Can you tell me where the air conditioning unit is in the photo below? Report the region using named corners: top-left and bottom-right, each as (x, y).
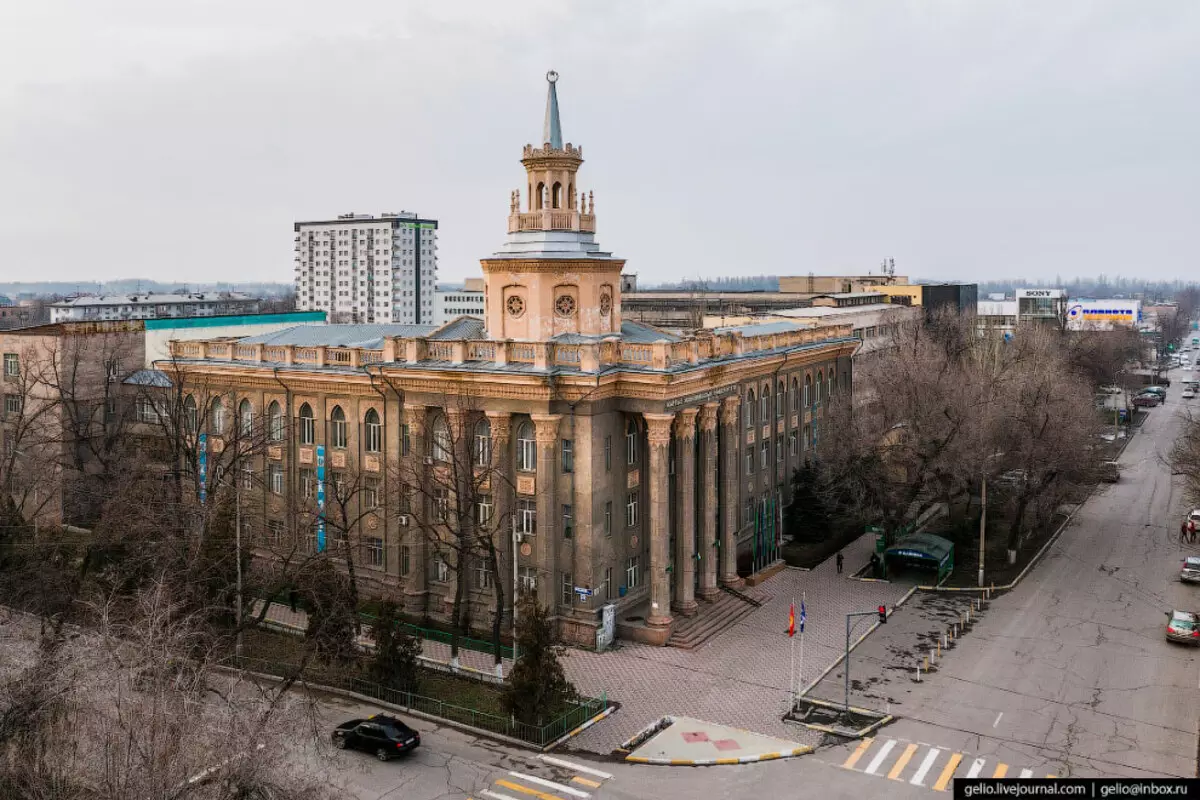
top-left (514, 532), bottom-right (526, 543)
top-left (398, 514), bottom-right (410, 527)
top-left (423, 456), bottom-right (434, 466)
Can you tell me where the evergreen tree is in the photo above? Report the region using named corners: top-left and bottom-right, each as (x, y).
top-left (502, 595), bottom-right (577, 725)
top-left (302, 559), bottom-right (358, 665)
top-left (369, 600), bottom-right (421, 693)
top-left (784, 465), bottom-right (835, 544)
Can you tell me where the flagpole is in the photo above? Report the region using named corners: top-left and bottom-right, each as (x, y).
top-left (790, 595), bottom-right (797, 706)
top-left (799, 591), bottom-right (806, 700)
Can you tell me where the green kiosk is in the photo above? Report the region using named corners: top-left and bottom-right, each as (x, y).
top-left (883, 532), bottom-right (955, 583)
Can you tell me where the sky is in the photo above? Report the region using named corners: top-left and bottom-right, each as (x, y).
top-left (1, 1), bottom-right (1198, 286)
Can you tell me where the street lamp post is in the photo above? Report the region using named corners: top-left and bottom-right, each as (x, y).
top-left (234, 477), bottom-right (244, 660)
top-left (978, 476), bottom-right (987, 588)
top-left (511, 512), bottom-right (519, 671)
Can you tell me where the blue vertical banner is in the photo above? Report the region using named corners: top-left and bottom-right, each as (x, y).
top-left (316, 444), bottom-right (326, 552)
top-left (197, 433), bottom-right (208, 504)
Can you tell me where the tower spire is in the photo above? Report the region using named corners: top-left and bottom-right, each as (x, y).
top-left (543, 70), bottom-right (563, 149)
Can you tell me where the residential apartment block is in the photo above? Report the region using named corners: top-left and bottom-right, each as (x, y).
top-left (49, 293), bottom-right (260, 323)
top-left (294, 212), bottom-right (438, 324)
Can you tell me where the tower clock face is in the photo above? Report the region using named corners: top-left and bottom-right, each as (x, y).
top-left (506, 295), bottom-right (526, 318)
top-left (599, 292), bottom-right (612, 315)
top-left (555, 294), bottom-right (577, 318)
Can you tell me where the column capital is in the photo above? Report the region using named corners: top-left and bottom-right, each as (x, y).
top-left (445, 406), bottom-right (469, 432)
top-left (530, 413), bottom-right (562, 443)
top-left (699, 402), bottom-right (719, 432)
top-left (673, 407), bottom-right (698, 439)
top-left (719, 394), bottom-right (740, 425)
top-left (404, 403), bottom-right (427, 424)
top-left (485, 410), bottom-right (512, 442)
top-left (643, 412), bottom-right (675, 446)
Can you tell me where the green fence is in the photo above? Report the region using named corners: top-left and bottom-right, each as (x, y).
top-left (359, 612), bottom-right (514, 662)
top-left (227, 655), bottom-right (605, 748)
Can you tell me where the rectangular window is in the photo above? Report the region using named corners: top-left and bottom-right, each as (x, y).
top-left (266, 519), bottom-right (283, 546)
top-left (401, 545), bottom-right (411, 576)
top-left (239, 517), bottom-right (253, 542)
top-left (518, 565), bottom-right (537, 594)
top-left (240, 465), bottom-right (254, 491)
top-left (562, 504), bottom-right (573, 539)
top-left (561, 572), bottom-right (573, 607)
top-left (475, 563), bottom-right (494, 590)
top-left (517, 435), bottom-right (536, 472)
top-left (604, 436), bottom-right (611, 472)
top-left (362, 477), bottom-right (379, 509)
top-left (365, 537), bottom-right (384, 567)
top-left (746, 450), bottom-right (755, 475)
top-left (626, 556), bottom-right (640, 589)
top-left (760, 440), bottom-right (769, 469)
top-left (3, 395), bottom-right (20, 416)
top-left (433, 488), bottom-right (449, 523)
top-left (433, 558), bottom-right (450, 583)
top-left (364, 416), bottom-right (381, 453)
top-left (626, 427), bottom-right (638, 465)
top-left (474, 430), bottom-right (492, 467)
top-left (604, 501), bottom-right (612, 536)
top-left (517, 499), bottom-right (537, 535)
top-left (401, 424), bottom-right (411, 456)
top-left (625, 491), bottom-right (638, 528)
top-left (788, 430), bottom-right (798, 457)
top-left (776, 435), bottom-right (784, 463)
top-left (269, 464), bottom-right (284, 494)
top-left (602, 566), bottom-right (612, 600)
top-left (476, 494), bottom-right (494, 526)
top-left (561, 439), bottom-right (574, 473)
top-left (300, 468), bottom-right (315, 499)
top-left (2, 354), bottom-right (17, 377)
top-left (136, 397), bottom-right (160, 424)
top-left (399, 484), bottom-right (412, 514)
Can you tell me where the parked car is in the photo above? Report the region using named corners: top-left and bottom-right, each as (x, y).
top-left (331, 714), bottom-right (420, 761)
top-left (1133, 394), bottom-right (1160, 408)
top-left (1184, 389), bottom-right (1197, 399)
top-left (1181, 558), bottom-right (1200, 584)
top-left (1144, 386), bottom-right (1168, 399)
top-left (1190, 509), bottom-right (1200, 526)
top-left (1098, 461), bottom-right (1120, 483)
top-left (1166, 610), bottom-right (1200, 644)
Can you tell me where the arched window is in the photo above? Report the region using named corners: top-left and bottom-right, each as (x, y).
top-left (183, 395), bottom-right (198, 434)
top-left (536, 182), bottom-right (546, 210)
top-left (552, 182), bottom-right (563, 209)
top-left (298, 403), bottom-right (314, 445)
top-left (238, 399), bottom-right (253, 437)
top-left (330, 405), bottom-right (347, 449)
top-left (745, 388), bottom-right (756, 429)
top-left (267, 401), bottom-right (283, 442)
top-left (568, 182), bottom-right (574, 208)
top-left (815, 371), bottom-right (823, 404)
top-left (211, 398), bottom-right (226, 433)
top-left (760, 384), bottom-right (770, 424)
top-left (516, 421), bottom-right (536, 472)
top-left (803, 374), bottom-right (811, 409)
top-left (432, 415), bottom-right (451, 462)
top-left (776, 380), bottom-right (785, 418)
top-left (791, 377), bottom-right (799, 411)
top-left (364, 408), bottom-right (381, 453)
top-left (827, 370), bottom-right (834, 399)
top-left (625, 418), bottom-right (639, 466)
top-left (474, 418), bottom-right (492, 467)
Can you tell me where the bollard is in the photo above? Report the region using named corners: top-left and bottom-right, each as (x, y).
top-left (916, 663), bottom-right (921, 682)
top-left (937, 639), bottom-right (942, 657)
top-left (930, 646), bottom-right (936, 665)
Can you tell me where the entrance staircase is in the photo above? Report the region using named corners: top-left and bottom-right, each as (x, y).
top-left (666, 584), bottom-right (768, 650)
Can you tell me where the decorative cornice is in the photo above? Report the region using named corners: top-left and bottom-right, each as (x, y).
top-left (479, 258), bottom-right (626, 275)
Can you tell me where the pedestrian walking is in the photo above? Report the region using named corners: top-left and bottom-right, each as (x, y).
top-left (1190, 519), bottom-right (1197, 545)
top-left (836, 552), bottom-right (844, 574)
top-left (1184, 520), bottom-right (1190, 544)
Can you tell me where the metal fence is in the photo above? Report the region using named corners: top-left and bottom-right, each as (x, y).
top-left (359, 612), bottom-right (515, 662)
top-left (227, 655), bottom-right (605, 749)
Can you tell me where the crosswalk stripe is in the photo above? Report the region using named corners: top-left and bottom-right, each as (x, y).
top-left (482, 790), bottom-right (524, 800)
top-left (1019, 769), bottom-right (1033, 778)
top-left (864, 739), bottom-right (897, 775)
top-left (507, 772), bottom-right (589, 799)
top-left (965, 758), bottom-right (986, 779)
top-left (992, 764), bottom-right (1008, 778)
top-left (842, 737), bottom-right (874, 769)
top-left (888, 743), bottom-right (919, 780)
top-left (495, 779), bottom-right (565, 800)
top-left (1047, 775), bottom-right (1057, 779)
top-left (571, 777), bottom-right (601, 789)
top-left (933, 753), bottom-right (963, 792)
top-left (910, 748), bottom-right (941, 786)
top-left (537, 755), bottom-right (613, 780)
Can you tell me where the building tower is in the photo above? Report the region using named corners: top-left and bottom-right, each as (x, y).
top-left (481, 71), bottom-right (624, 340)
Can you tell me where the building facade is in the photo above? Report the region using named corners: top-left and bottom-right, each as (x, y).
top-left (778, 274), bottom-right (909, 294)
top-left (433, 279), bottom-right (486, 325)
top-left (163, 73), bottom-right (857, 647)
top-left (921, 283), bottom-right (979, 320)
top-left (294, 212), bottom-right (439, 324)
top-left (49, 293), bottom-right (260, 323)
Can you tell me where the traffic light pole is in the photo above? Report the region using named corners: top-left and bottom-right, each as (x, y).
top-left (845, 607), bottom-right (888, 718)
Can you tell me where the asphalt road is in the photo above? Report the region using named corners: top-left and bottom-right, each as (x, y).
top-left (817, 394), bottom-right (1200, 795)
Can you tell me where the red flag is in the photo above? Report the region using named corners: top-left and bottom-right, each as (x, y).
top-left (788, 601), bottom-right (796, 637)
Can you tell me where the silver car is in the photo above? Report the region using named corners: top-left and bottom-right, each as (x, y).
top-left (1165, 610), bottom-right (1200, 644)
top-left (1182, 557), bottom-right (1200, 584)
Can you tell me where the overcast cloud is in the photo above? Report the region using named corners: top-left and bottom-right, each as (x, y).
top-left (1, 1), bottom-right (1197, 286)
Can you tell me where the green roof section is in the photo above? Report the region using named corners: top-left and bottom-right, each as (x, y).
top-left (143, 311), bottom-right (325, 331)
top-left (885, 532), bottom-right (954, 565)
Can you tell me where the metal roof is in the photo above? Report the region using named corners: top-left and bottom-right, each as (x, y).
top-left (429, 317), bottom-right (486, 341)
top-left (123, 369), bottom-right (174, 388)
top-left (52, 292), bottom-right (254, 308)
top-left (885, 532), bottom-right (954, 564)
top-left (543, 71), bottom-right (563, 149)
top-left (237, 324), bottom-right (436, 350)
top-left (620, 320), bottom-right (680, 343)
top-left (711, 320), bottom-right (808, 337)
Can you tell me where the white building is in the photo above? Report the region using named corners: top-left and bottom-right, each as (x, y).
top-left (433, 278), bottom-right (485, 325)
top-left (294, 211), bottom-right (438, 325)
top-left (1065, 299), bottom-right (1142, 330)
top-left (49, 293), bottom-right (260, 323)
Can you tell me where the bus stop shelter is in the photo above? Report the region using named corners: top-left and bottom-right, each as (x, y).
top-left (884, 532), bottom-right (955, 582)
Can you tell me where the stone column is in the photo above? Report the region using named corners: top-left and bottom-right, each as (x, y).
top-left (446, 408), bottom-right (471, 590)
top-left (719, 396), bottom-right (744, 588)
top-left (531, 413), bottom-right (562, 606)
top-left (485, 411), bottom-right (513, 620)
top-left (672, 409), bottom-right (699, 616)
top-left (403, 404), bottom-right (429, 602)
top-left (697, 402), bottom-right (720, 599)
top-left (644, 412), bottom-right (675, 629)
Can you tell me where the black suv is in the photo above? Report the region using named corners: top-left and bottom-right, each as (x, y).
top-left (331, 714), bottom-right (421, 761)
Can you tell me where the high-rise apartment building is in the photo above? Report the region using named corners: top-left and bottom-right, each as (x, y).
top-left (294, 212), bottom-right (438, 324)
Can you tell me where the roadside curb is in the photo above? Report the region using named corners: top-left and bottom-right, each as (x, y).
top-left (544, 704), bottom-right (618, 752)
top-left (624, 746), bottom-right (812, 766)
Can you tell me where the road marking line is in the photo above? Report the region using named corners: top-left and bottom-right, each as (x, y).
top-left (966, 758), bottom-right (986, 779)
top-left (482, 791), bottom-right (524, 800)
top-left (864, 739), bottom-right (897, 775)
top-left (507, 772), bottom-right (589, 799)
top-left (1046, 774), bottom-right (1057, 779)
top-left (910, 748), bottom-right (941, 786)
top-left (992, 764), bottom-right (1008, 778)
top-left (495, 780), bottom-right (565, 800)
top-left (888, 743), bottom-right (919, 780)
top-left (1019, 769), bottom-right (1033, 778)
top-left (933, 753), bottom-right (963, 792)
top-left (842, 737), bottom-right (874, 769)
top-left (537, 756), bottom-right (613, 780)
top-left (993, 712), bottom-right (1003, 728)
top-left (571, 777), bottom-right (602, 789)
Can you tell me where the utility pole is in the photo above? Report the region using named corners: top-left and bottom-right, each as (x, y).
top-left (844, 609), bottom-right (886, 717)
top-left (235, 477), bottom-right (244, 660)
top-left (511, 511), bottom-right (519, 669)
top-left (978, 476), bottom-right (987, 588)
